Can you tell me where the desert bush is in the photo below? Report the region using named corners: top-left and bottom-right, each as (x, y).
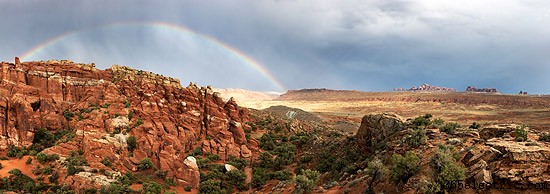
top-left (206, 153), bottom-right (220, 162)
top-left (412, 114), bottom-right (432, 127)
top-left (432, 118), bottom-right (445, 126)
top-left (418, 180), bottom-right (441, 194)
top-left (469, 122), bottom-right (481, 129)
top-left (440, 122), bottom-right (460, 133)
top-left (184, 185), bottom-right (192, 191)
top-left (126, 136), bottom-right (137, 151)
top-left (68, 164), bottom-right (83, 175)
top-left (515, 126), bottom-right (528, 142)
top-left (199, 179), bottom-right (226, 194)
top-left (294, 169), bottom-right (321, 194)
top-left (226, 170), bottom-right (248, 191)
top-left (49, 171), bottom-right (59, 183)
top-left (406, 129), bottom-right (427, 147)
top-left (139, 158), bottom-right (154, 170)
top-left (101, 157), bottom-right (112, 167)
top-left (365, 158), bottom-right (388, 193)
top-left (251, 168), bottom-right (269, 188)
top-left (431, 145), bottom-right (466, 191)
top-left (63, 110), bottom-right (75, 121)
top-left (99, 183), bottom-right (131, 194)
top-left (390, 151), bottom-right (421, 184)
top-left (36, 153), bottom-right (59, 164)
top-left (539, 133), bottom-right (550, 142)
top-left (227, 156), bottom-right (248, 170)
top-left (142, 181), bottom-right (163, 194)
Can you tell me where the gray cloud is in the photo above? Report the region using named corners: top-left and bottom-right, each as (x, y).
top-left (1, 0), bottom-right (549, 93)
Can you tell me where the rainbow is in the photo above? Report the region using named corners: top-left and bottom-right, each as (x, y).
top-left (21, 21), bottom-right (286, 91)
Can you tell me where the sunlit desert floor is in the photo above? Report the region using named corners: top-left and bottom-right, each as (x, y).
top-left (237, 95), bottom-right (550, 131)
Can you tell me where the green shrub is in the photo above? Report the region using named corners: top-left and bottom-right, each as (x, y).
top-left (199, 179), bottom-right (226, 194)
top-left (206, 153), bottom-right (220, 162)
top-left (68, 165), bottom-right (83, 175)
top-left (469, 122), bottom-right (481, 129)
top-left (139, 158), bottom-right (154, 170)
top-left (432, 118), bottom-right (445, 126)
top-left (515, 126), bottom-right (528, 142)
top-left (412, 114), bottom-right (432, 127)
top-left (124, 100), bottom-right (131, 108)
top-left (101, 157), bottom-right (112, 167)
top-left (184, 185), bottom-right (192, 191)
top-left (365, 158), bottom-right (388, 193)
top-left (294, 169), bottom-right (320, 194)
top-left (539, 133), bottom-right (550, 142)
top-left (251, 168), bottom-right (269, 188)
top-left (226, 170), bottom-right (248, 191)
top-left (63, 110), bottom-right (75, 121)
top-left (155, 170), bottom-right (167, 179)
top-left (440, 122), bottom-right (460, 133)
top-left (99, 183), bottom-right (131, 194)
top-left (431, 145), bottom-right (466, 191)
top-left (390, 151), bottom-right (421, 184)
top-left (227, 156), bottom-right (248, 169)
top-left (67, 153), bottom-right (88, 166)
top-left (49, 171), bottom-right (59, 183)
top-left (418, 180), bottom-right (441, 194)
top-left (406, 129), bottom-right (427, 147)
top-left (26, 157), bottom-right (33, 165)
top-left (142, 181), bottom-right (163, 194)
top-left (36, 153), bottom-right (59, 164)
top-left (127, 136), bottom-right (137, 151)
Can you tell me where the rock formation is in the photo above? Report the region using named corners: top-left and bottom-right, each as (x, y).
top-left (355, 113), bottom-right (405, 153)
top-left (0, 60), bottom-right (257, 189)
top-left (394, 83), bottom-right (456, 92)
top-left (466, 86), bottom-right (498, 93)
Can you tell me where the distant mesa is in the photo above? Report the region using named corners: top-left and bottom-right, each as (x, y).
top-left (394, 83), bottom-right (456, 92)
top-left (466, 86), bottom-right (498, 93)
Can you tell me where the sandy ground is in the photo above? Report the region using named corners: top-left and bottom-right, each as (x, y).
top-left (0, 156), bottom-right (36, 178)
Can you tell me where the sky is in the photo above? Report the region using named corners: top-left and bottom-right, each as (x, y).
top-left (1, 0), bottom-right (549, 94)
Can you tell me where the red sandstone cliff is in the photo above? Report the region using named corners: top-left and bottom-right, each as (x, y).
top-left (0, 59), bottom-right (256, 189)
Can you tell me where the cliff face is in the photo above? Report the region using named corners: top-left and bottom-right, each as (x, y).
top-left (0, 60), bottom-right (256, 188)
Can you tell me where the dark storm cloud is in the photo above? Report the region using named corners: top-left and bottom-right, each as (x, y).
top-left (1, 0), bottom-right (549, 93)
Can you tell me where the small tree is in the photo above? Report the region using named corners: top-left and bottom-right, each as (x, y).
top-left (142, 181), bottom-right (163, 194)
top-left (139, 158), bottom-right (154, 170)
top-left (365, 158), bottom-right (388, 193)
top-left (390, 151), bottom-right (421, 184)
top-left (126, 136), bottom-right (137, 151)
top-left (412, 114), bottom-right (432, 127)
top-left (431, 145), bottom-right (466, 191)
top-left (440, 122), bottom-right (460, 133)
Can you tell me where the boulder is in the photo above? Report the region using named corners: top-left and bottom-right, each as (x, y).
top-left (356, 113), bottom-right (405, 152)
top-left (225, 164), bottom-right (238, 171)
top-left (479, 124), bottom-right (522, 140)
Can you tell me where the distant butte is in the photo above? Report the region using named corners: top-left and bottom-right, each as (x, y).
top-left (393, 83), bottom-right (456, 92)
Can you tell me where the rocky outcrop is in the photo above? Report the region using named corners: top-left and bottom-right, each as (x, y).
top-left (462, 125), bottom-right (550, 188)
top-left (0, 60), bottom-right (256, 189)
top-left (394, 84), bottom-right (456, 92)
top-left (356, 113), bottom-right (405, 153)
top-left (466, 86), bottom-right (498, 93)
